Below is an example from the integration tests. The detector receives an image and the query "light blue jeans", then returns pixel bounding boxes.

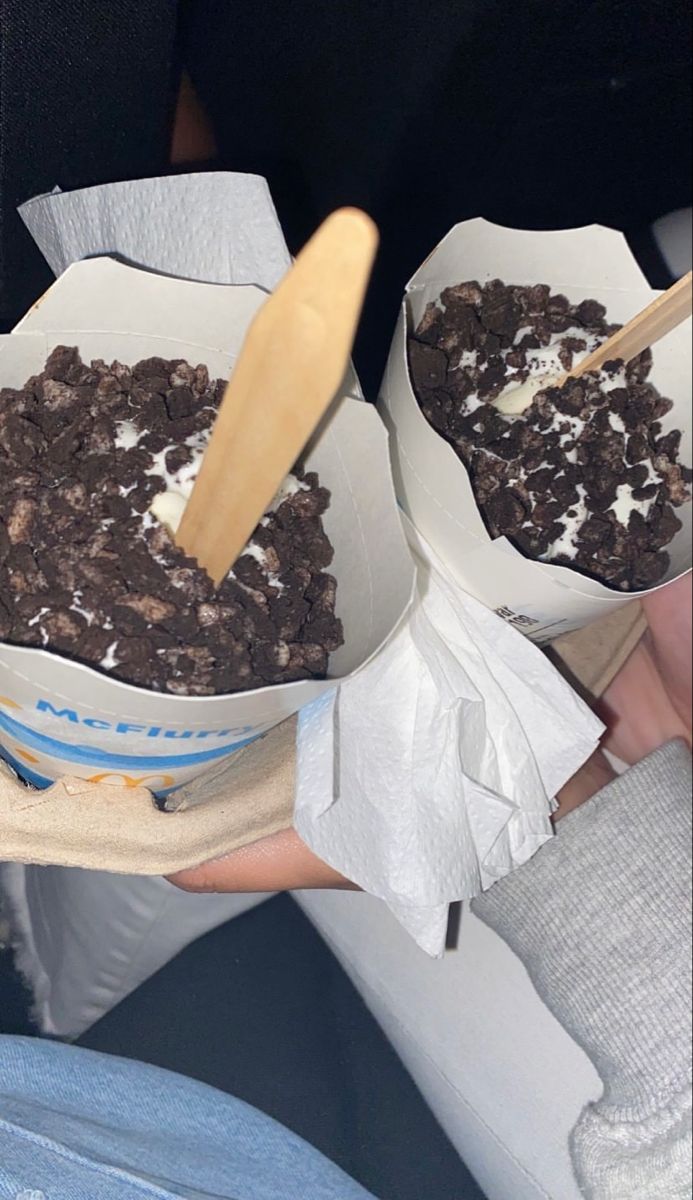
[0,1036,376,1200]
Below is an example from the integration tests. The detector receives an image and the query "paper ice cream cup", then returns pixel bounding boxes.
[0,260,415,794]
[379,218,691,643]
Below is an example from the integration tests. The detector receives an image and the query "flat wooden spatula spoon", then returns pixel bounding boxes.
[495,269,693,415]
[175,208,378,586]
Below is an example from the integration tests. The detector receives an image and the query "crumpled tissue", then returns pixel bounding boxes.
[20,172,604,955]
[296,525,604,955]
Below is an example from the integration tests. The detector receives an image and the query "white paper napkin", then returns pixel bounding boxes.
[20,173,604,955]
[20,172,291,289]
[296,528,603,955]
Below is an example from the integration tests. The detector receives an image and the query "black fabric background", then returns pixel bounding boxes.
[0,1,690,387]
[0,0,178,327]
[181,0,693,388]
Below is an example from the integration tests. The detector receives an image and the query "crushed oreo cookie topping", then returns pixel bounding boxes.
[408,280,691,590]
[0,347,343,694]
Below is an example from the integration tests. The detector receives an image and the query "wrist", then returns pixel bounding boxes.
[553,749,616,822]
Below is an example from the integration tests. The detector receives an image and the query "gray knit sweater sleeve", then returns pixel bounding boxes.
[472,740,692,1200]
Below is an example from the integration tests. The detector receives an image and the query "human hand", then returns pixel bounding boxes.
[169,825,353,893]
[598,573,692,764]
[170,574,692,890]
[554,573,692,820]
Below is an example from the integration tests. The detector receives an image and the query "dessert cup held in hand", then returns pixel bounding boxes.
[378,219,691,644]
[0,260,414,794]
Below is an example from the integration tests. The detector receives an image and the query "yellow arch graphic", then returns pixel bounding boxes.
[88,772,176,790]
[13,746,40,764]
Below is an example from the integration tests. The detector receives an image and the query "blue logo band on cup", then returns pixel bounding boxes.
[0,707,260,770]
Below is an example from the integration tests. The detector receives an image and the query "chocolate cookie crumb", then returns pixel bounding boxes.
[0,348,343,693]
[408,281,690,590]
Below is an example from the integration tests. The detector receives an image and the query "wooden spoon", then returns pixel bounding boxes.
[495,269,693,415]
[175,208,378,585]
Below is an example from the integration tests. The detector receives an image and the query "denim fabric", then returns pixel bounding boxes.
[0,1036,374,1200]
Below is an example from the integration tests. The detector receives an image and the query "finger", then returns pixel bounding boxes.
[168,827,356,894]
[599,635,690,763]
[553,749,615,820]
[642,574,692,734]
[170,71,218,164]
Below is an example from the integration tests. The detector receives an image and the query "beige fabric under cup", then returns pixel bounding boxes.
[550,600,647,700]
[0,602,646,873]
[0,717,296,875]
